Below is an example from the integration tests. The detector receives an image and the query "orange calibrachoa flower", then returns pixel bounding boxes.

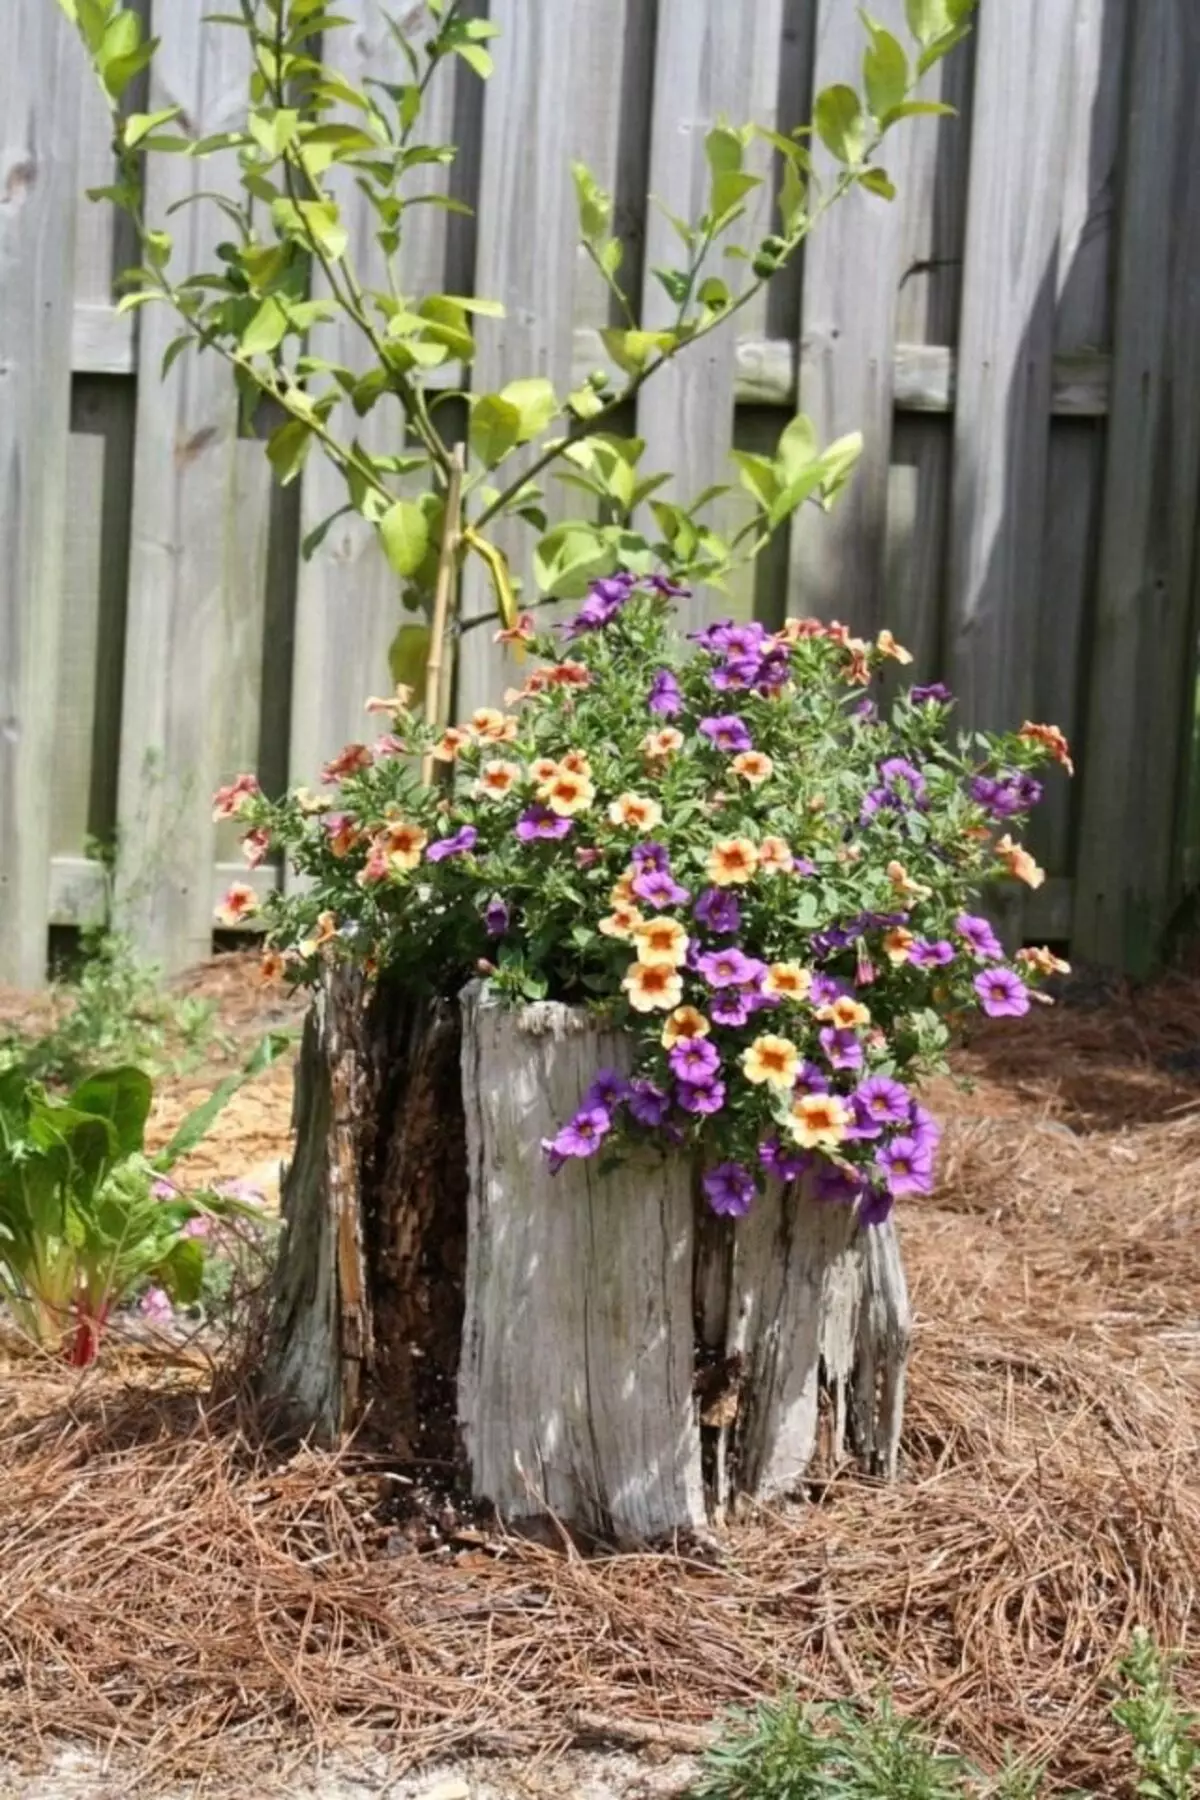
[292,787,333,814]
[495,612,536,644]
[321,742,373,783]
[432,726,471,763]
[469,707,508,740]
[876,629,912,664]
[819,995,871,1029]
[758,835,795,875]
[731,750,774,785]
[559,748,593,775]
[882,926,915,966]
[1019,721,1074,775]
[259,948,287,984]
[632,917,689,967]
[380,820,427,866]
[887,859,932,903]
[642,726,684,762]
[1016,945,1071,977]
[777,615,826,642]
[788,1093,851,1150]
[548,660,591,689]
[662,1006,711,1048]
[475,760,522,800]
[299,910,339,957]
[995,833,1045,889]
[538,768,595,817]
[608,793,664,832]
[216,882,258,926]
[764,962,811,1001]
[598,903,643,941]
[326,815,362,858]
[706,836,759,886]
[213,772,261,821]
[364,683,412,714]
[741,1034,801,1090]
[530,757,560,783]
[622,960,683,1013]
[241,827,271,869]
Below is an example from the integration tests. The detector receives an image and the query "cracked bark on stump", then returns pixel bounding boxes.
[262,975,911,1542]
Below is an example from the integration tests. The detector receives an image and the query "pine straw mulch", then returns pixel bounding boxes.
[2,968,1200,1795]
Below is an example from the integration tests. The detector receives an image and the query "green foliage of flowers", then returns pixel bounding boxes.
[225,580,1071,1224]
[1112,1629,1198,1800]
[0,1037,289,1364]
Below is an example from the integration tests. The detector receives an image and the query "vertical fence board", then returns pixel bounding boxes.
[884,414,950,682]
[1073,1,1200,970]
[0,4,81,985]
[636,0,787,630]
[944,0,1076,734]
[115,1,261,970]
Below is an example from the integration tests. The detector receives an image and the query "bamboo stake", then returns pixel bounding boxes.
[421,442,466,786]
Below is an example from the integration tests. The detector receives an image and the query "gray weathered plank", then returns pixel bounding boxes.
[635,0,787,632]
[884,413,950,682]
[944,0,1076,733]
[0,3,82,985]
[1073,1,1200,970]
[114,0,262,971]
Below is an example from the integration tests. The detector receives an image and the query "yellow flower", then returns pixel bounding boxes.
[662,1006,711,1048]
[610,870,638,908]
[1016,945,1071,977]
[764,962,811,1001]
[431,726,471,763]
[818,995,871,1030]
[470,707,519,743]
[731,750,774,786]
[632,917,689,968]
[379,820,427,870]
[741,1034,801,1090]
[622,960,684,1013]
[876,628,913,664]
[475,759,522,800]
[608,792,664,832]
[788,1093,851,1150]
[538,768,595,817]
[299,909,339,957]
[216,882,258,926]
[882,926,915,966]
[642,727,684,762]
[293,786,333,814]
[559,748,593,776]
[599,903,644,941]
[706,836,759,887]
[996,833,1046,889]
[530,756,560,784]
[759,836,794,875]
[887,859,932,903]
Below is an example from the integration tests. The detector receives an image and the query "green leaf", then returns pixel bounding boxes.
[68,1069,152,1162]
[571,160,612,242]
[417,295,475,361]
[904,0,947,42]
[387,623,431,696]
[442,295,505,317]
[240,295,289,356]
[451,40,493,78]
[379,499,429,578]
[652,267,692,307]
[710,170,761,223]
[469,393,522,468]
[859,166,897,201]
[818,430,864,509]
[154,1035,289,1173]
[160,334,191,380]
[533,523,613,598]
[697,276,732,311]
[600,327,675,375]
[768,466,826,528]
[301,505,353,561]
[776,413,818,484]
[730,451,780,511]
[863,25,909,119]
[499,376,557,442]
[266,418,314,485]
[705,124,746,178]
[879,98,956,127]
[123,107,182,150]
[814,85,867,165]
[779,156,807,235]
[916,23,973,75]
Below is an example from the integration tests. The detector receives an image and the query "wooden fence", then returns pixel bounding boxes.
[2,0,1200,984]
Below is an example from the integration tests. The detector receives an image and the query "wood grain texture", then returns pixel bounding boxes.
[1073,0,1200,970]
[458,985,705,1544]
[636,0,786,631]
[0,2,82,984]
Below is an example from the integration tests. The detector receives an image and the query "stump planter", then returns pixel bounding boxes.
[263,974,911,1544]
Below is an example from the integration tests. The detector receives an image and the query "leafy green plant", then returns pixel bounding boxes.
[0,1037,289,1364]
[1112,1629,1198,1800]
[57,0,976,726]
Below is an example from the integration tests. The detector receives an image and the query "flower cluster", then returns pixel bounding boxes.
[222,572,1071,1227]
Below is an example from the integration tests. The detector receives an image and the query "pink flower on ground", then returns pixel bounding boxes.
[140,1287,174,1325]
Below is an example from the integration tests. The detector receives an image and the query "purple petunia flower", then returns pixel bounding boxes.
[677,1079,726,1116]
[909,938,955,969]
[693,887,742,936]
[876,1135,934,1197]
[709,987,752,1027]
[974,967,1030,1019]
[709,657,760,693]
[858,1183,895,1227]
[648,573,691,598]
[854,1075,912,1129]
[809,972,850,1009]
[703,1161,757,1218]
[668,1038,721,1084]
[516,805,573,843]
[548,1104,612,1161]
[718,622,767,658]
[956,912,1005,962]
[484,898,510,937]
[426,824,478,863]
[819,1026,865,1072]
[584,1068,630,1113]
[910,682,952,706]
[860,786,894,823]
[855,941,878,987]
[852,698,878,722]
[632,840,672,873]
[627,1078,671,1127]
[794,857,817,877]
[814,1160,866,1207]
[759,1138,814,1183]
[648,668,683,717]
[754,649,792,695]
[699,715,752,754]
[632,868,691,909]
[909,1102,942,1157]
[697,947,766,989]
[793,1060,831,1097]
[969,770,1044,819]
[880,757,927,803]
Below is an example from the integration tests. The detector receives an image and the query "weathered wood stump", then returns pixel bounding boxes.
[262,973,911,1544]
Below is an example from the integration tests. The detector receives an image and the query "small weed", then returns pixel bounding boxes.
[1112,1628,1198,1800]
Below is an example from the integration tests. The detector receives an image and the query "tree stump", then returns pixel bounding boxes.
[262,974,911,1544]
